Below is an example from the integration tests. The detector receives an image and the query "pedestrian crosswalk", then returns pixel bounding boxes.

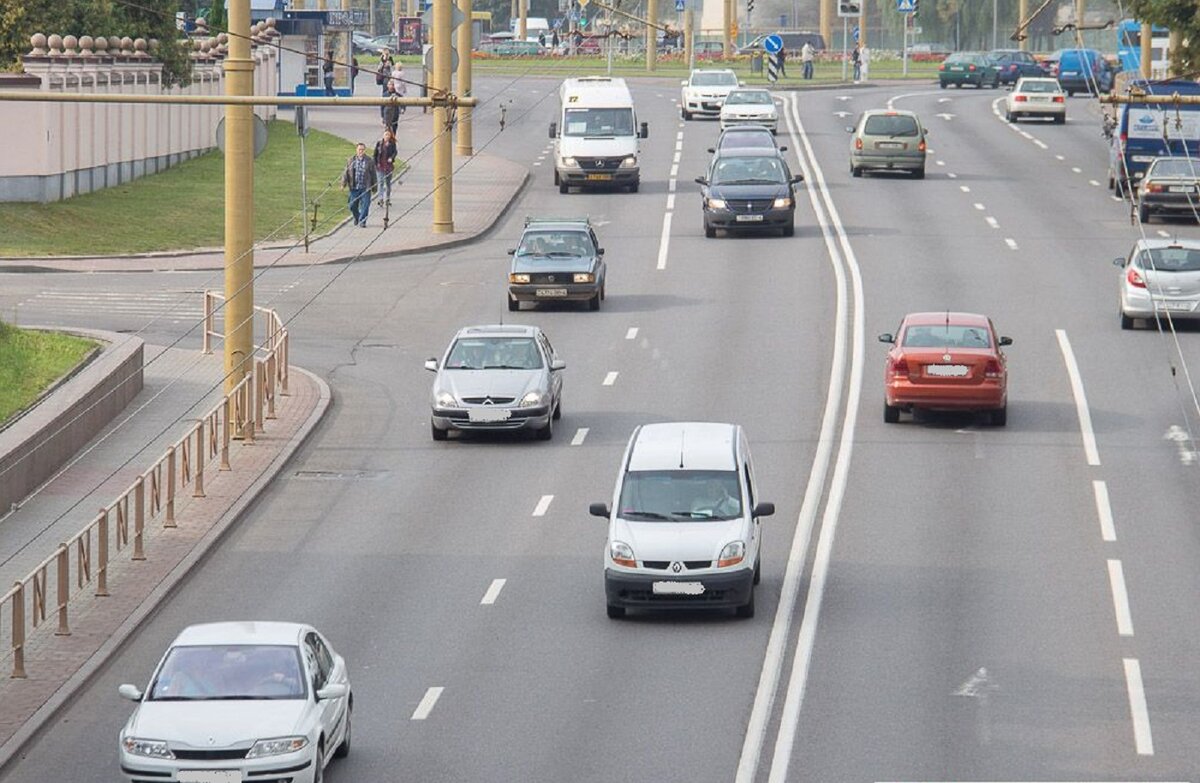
[15,282,306,325]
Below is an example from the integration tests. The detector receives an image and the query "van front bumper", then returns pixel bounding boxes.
[558,166,639,187]
[604,567,754,610]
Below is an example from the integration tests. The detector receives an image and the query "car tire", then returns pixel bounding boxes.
[553,399,562,420]
[1121,311,1134,330]
[1138,202,1151,224]
[682,107,692,120]
[1055,114,1066,124]
[554,170,560,186]
[629,180,640,193]
[991,406,1007,427]
[753,557,761,585]
[705,223,717,238]
[606,603,626,619]
[431,421,448,441]
[913,167,926,179]
[334,703,352,759]
[588,291,601,311]
[558,181,568,194]
[1005,111,1015,123]
[939,81,947,89]
[507,295,519,312]
[851,165,862,178]
[314,741,325,783]
[735,587,755,619]
[1108,173,1115,190]
[782,221,795,237]
[600,281,606,301]
[884,402,900,423]
[1067,89,1075,97]
[535,416,553,441]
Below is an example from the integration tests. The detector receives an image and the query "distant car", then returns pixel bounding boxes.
[481,38,543,55]
[680,68,740,120]
[352,31,377,54]
[369,34,399,53]
[508,217,607,311]
[1047,48,1115,95]
[988,48,1044,84]
[1137,158,1200,224]
[696,149,803,237]
[426,324,564,441]
[694,40,727,60]
[117,622,352,783]
[939,52,1000,88]
[1005,77,1066,123]
[1116,238,1200,328]
[708,125,787,154]
[879,312,1012,425]
[719,88,779,133]
[739,31,825,53]
[848,109,928,178]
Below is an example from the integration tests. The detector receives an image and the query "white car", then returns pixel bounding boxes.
[592,421,775,619]
[118,622,352,783]
[1005,77,1066,123]
[1116,238,1200,329]
[680,68,740,120]
[719,88,779,133]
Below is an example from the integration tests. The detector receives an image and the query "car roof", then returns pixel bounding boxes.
[692,68,736,75]
[711,147,785,159]
[902,312,991,327]
[171,621,308,647]
[1134,237,1200,251]
[861,108,920,118]
[628,422,738,472]
[727,87,772,95]
[454,325,541,340]
[523,218,590,231]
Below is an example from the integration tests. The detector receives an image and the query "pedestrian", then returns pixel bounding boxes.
[322,50,335,94]
[382,88,400,136]
[374,128,398,206]
[538,31,547,49]
[852,44,861,81]
[551,28,560,50]
[777,46,787,78]
[390,63,407,113]
[341,142,378,228]
[801,41,814,80]
[860,44,870,81]
[573,30,583,53]
[377,49,393,119]
[350,54,359,94]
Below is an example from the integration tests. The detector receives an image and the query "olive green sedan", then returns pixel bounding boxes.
[939,52,1000,88]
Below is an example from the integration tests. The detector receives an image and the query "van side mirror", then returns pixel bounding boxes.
[597,248,605,256]
[752,502,775,518]
[548,122,557,138]
[998,336,1013,347]
[640,122,649,139]
[424,358,438,372]
[790,174,804,184]
[694,176,708,186]
[118,684,143,702]
[707,147,716,153]
[589,502,610,518]
[779,145,788,152]
[878,333,895,344]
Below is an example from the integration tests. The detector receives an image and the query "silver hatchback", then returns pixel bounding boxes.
[1116,238,1200,329]
[848,109,928,179]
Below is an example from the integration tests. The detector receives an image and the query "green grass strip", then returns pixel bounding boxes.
[0,322,99,425]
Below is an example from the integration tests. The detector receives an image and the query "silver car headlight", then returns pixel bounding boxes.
[519,390,548,408]
[122,737,174,759]
[707,197,727,209]
[773,197,792,208]
[620,156,637,168]
[246,736,309,758]
[718,540,746,567]
[561,156,577,167]
[435,390,459,408]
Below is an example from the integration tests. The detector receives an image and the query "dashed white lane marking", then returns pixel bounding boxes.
[675,141,683,152]
[673,151,681,164]
[947,172,957,179]
[1107,559,1135,636]
[668,178,677,193]
[1072,166,1082,173]
[603,371,619,386]
[1055,154,1065,160]
[625,327,639,340]
[1005,238,1019,250]
[1019,130,1034,140]
[411,687,445,720]
[532,494,555,516]
[985,216,999,228]
[1123,658,1155,755]
[480,578,507,605]
[570,427,589,446]
[1055,329,1101,466]
[973,202,985,211]
[1157,229,1171,238]
[1033,139,1048,149]
[656,212,673,270]
[666,193,676,210]
[676,130,684,140]
[533,161,542,166]
[1093,480,1117,542]
[670,163,679,177]
[1089,179,1101,187]
[936,160,945,166]
[960,185,970,193]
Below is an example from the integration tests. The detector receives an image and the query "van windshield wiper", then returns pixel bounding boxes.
[621,510,670,520]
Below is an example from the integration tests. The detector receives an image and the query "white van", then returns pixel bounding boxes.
[550,77,648,194]
[590,422,775,619]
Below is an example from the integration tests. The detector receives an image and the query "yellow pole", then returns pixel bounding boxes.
[318,0,326,10]
[684,8,693,67]
[1018,0,1028,50]
[1168,29,1182,77]
[646,0,657,70]
[1140,22,1151,78]
[860,0,867,48]
[1074,0,1084,29]
[518,0,527,41]
[432,0,454,232]
[456,0,473,155]
[723,0,732,58]
[820,0,832,57]
[224,0,254,393]
[394,0,402,37]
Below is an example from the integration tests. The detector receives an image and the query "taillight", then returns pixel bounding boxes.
[1053,95,1064,103]
[1014,95,1028,102]
[1127,267,1146,288]
[888,357,909,376]
[918,139,926,152]
[1119,131,1127,146]
[1146,183,1164,193]
[855,138,863,150]
[968,64,976,71]
[938,63,945,71]
[984,359,1003,379]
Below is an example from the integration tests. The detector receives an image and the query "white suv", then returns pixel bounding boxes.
[591,422,775,618]
[680,69,740,120]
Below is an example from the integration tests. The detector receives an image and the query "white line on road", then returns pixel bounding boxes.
[1055,154,1065,160]
[947,172,957,178]
[1020,130,1034,140]
[675,141,683,152]
[973,202,985,211]
[676,130,684,140]
[570,427,589,446]
[960,185,970,192]
[985,216,999,228]
[1055,329,1101,466]
[602,371,619,386]
[673,151,681,164]
[1123,658,1155,755]
[1005,238,1019,250]
[1157,229,1171,238]
[656,212,673,270]
[1089,179,1101,187]
[936,160,946,166]
[625,327,639,340]
[1033,139,1048,149]
[480,578,507,605]
[1107,559,1135,636]
[1072,166,1082,173]
[532,161,542,166]
[666,193,676,211]
[411,687,444,720]
[670,163,679,178]
[532,494,554,516]
[1093,480,1117,542]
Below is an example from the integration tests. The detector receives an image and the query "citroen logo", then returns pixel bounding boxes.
[671,562,682,573]
[942,353,952,362]
[482,397,494,405]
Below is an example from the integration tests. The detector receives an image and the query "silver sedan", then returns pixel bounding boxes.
[1116,238,1200,329]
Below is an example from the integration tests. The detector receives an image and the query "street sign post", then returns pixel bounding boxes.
[675,0,684,11]
[896,0,915,11]
[763,33,783,54]
[767,51,779,82]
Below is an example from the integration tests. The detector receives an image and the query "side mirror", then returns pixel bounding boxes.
[790,174,805,184]
[694,176,708,186]
[707,147,716,153]
[640,122,649,139]
[597,248,605,256]
[878,333,895,344]
[779,145,788,152]
[550,358,566,371]
[924,129,931,135]
[317,683,349,700]
[680,79,688,86]
[1112,257,1125,267]
[548,122,557,138]
[118,684,143,702]
[752,502,775,518]
[998,336,1013,347]
[506,248,516,255]
[589,502,611,518]
[424,358,438,372]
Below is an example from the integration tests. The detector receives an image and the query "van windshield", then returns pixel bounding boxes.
[563,108,635,137]
[618,470,743,521]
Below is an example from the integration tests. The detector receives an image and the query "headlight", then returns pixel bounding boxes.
[561,156,577,167]
[707,197,727,209]
[620,156,637,168]
[573,273,594,283]
[435,391,459,408]
[122,738,174,759]
[519,390,547,407]
[718,541,746,567]
[773,197,792,208]
[246,736,309,758]
[509,273,530,283]
[610,541,636,567]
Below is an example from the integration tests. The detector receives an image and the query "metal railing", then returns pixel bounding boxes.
[1,292,289,678]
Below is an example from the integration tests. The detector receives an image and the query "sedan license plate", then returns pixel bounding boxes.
[179,773,242,783]
[468,408,512,423]
[925,364,970,377]
[735,214,764,222]
[877,141,903,149]
[1156,300,1194,312]
[586,173,613,181]
[950,66,963,71]
[1169,186,1196,193]
[652,581,705,596]
[535,288,569,297]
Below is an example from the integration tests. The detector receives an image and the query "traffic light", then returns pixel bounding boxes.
[913,0,919,17]
[748,0,755,14]
[837,1,861,17]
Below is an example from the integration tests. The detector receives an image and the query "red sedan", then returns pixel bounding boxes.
[879,312,1012,425]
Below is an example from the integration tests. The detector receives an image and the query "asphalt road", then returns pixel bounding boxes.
[2,76,1199,782]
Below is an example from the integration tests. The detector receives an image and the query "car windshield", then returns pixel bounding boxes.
[563,108,635,137]
[712,155,787,184]
[1019,80,1060,93]
[902,324,992,349]
[946,53,978,64]
[692,71,738,86]
[517,230,593,257]
[863,114,919,137]
[725,90,773,105]
[619,470,743,521]
[719,132,776,150]
[1148,159,1200,178]
[1137,247,1200,272]
[446,337,543,370]
[148,645,306,701]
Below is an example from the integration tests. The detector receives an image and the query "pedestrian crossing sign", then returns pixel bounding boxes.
[896,0,915,11]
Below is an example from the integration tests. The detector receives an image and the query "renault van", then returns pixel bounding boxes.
[550,77,648,194]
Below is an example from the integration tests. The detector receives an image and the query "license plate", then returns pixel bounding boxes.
[468,408,512,423]
[652,581,705,595]
[925,364,969,377]
[1169,186,1195,193]
[1156,300,1194,312]
[950,66,963,71]
[586,173,612,181]
[1031,96,1048,102]
[179,773,242,783]
[535,287,568,297]
[1063,70,1078,76]
[877,142,903,149]
[735,214,764,222]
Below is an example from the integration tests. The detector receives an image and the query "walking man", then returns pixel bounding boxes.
[777,46,788,78]
[377,49,393,119]
[349,54,359,94]
[801,41,814,80]
[323,49,335,94]
[341,142,378,227]
[852,44,862,82]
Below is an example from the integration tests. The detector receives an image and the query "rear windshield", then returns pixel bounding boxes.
[945,53,979,64]
[692,71,738,86]
[863,114,919,137]
[725,90,773,105]
[619,470,743,521]
[1136,247,1200,272]
[719,131,776,150]
[1019,80,1060,93]
[1147,159,1200,178]
[902,324,992,349]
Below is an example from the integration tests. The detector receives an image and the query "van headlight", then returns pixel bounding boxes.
[435,391,459,408]
[620,156,637,168]
[561,157,577,167]
[717,541,746,568]
[773,197,792,208]
[707,197,727,209]
[610,541,636,567]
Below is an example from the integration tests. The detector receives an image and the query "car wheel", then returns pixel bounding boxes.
[782,221,795,237]
[552,399,562,420]
[939,81,947,89]
[1114,177,1126,198]
[535,416,553,441]
[1055,114,1066,124]
[851,165,862,178]
[431,420,448,441]
[1121,311,1134,330]
[735,586,756,618]
[884,402,900,423]
[682,107,692,120]
[991,406,1007,427]
[1138,202,1151,224]
[992,76,1000,88]
[334,703,352,759]
[553,170,560,186]
[507,294,519,312]
[1005,111,1015,123]
[753,556,761,585]
[600,282,606,301]
[629,180,639,193]
[558,181,568,194]
[313,741,325,783]
[1108,173,1115,190]
[606,603,626,619]
[704,223,717,238]
[588,291,601,311]
[1067,89,1075,97]
[913,167,926,180]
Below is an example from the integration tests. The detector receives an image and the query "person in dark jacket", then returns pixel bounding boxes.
[323,50,334,94]
[341,142,379,227]
[374,128,398,206]
[350,55,359,94]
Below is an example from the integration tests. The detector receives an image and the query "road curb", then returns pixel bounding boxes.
[0,366,332,774]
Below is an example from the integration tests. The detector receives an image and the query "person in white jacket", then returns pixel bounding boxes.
[860,45,870,81]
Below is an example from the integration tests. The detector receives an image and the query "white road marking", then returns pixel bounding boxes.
[1089,179,1101,187]
[973,202,985,211]
[1019,130,1033,139]
[602,371,619,386]
[1093,480,1116,542]
[670,163,679,177]
[1123,658,1155,755]
[936,160,945,166]
[656,212,673,270]
[676,130,684,140]
[533,161,542,166]
[960,185,970,192]
[1157,229,1171,238]
[411,687,444,720]
[1033,139,1048,149]
[673,151,681,164]
[1107,559,1135,636]
[666,193,676,210]
[1055,329,1101,466]
[675,141,683,152]
[570,427,589,446]
[480,578,507,605]
[532,494,554,516]
[1072,166,1082,173]
[668,178,677,193]
[1005,238,1019,250]
[985,216,999,228]
[1055,154,1065,160]
[625,327,639,340]
[947,172,957,179]
[834,110,850,118]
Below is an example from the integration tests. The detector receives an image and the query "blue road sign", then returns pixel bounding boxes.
[675,0,685,11]
[763,34,784,54]
[852,25,860,42]
[896,0,915,11]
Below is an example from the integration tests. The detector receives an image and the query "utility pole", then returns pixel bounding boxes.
[860,0,867,48]
[723,0,732,57]
[224,0,254,393]
[456,0,473,155]
[1140,22,1151,78]
[992,0,997,50]
[820,0,832,55]
[646,0,657,70]
[394,0,403,37]
[1017,0,1027,50]
[684,7,694,70]
[1074,0,1084,32]
[1168,29,1182,77]
[432,0,454,232]
[519,0,527,41]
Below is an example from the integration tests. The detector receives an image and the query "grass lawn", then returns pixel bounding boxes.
[0,120,364,257]
[0,322,99,425]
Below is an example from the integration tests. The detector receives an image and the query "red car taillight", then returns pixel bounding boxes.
[968,64,977,71]
[918,139,926,152]
[1014,95,1028,102]
[888,357,909,377]
[855,138,863,150]
[984,359,1003,379]
[1127,267,1146,288]
[1053,95,1065,103]
[1145,183,1164,193]
[939,63,946,71]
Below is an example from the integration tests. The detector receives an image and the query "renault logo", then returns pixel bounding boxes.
[671,562,682,573]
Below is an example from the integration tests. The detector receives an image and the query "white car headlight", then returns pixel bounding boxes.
[561,156,577,167]
[122,738,174,759]
[435,390,459,408]
[707,197,727,209]
[773,197,792,208]
[610,540,636,566]
[620,156,637,168]
[246,736,309,758]
[519,390,548,407]
[573,273,594,283]
[718,540,746,567]
[509,273,530,284]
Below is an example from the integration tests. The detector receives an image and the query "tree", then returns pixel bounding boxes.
[1126,0,1198,74]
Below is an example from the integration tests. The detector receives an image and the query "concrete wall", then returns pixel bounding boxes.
[0,331,144,515]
